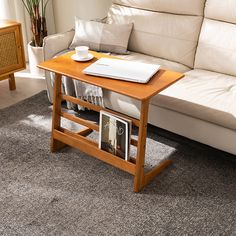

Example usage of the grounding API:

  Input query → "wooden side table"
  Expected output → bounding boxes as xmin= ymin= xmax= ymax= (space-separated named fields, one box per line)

xmin=38 ymin=51 xmax=184 ymax=192
xmin=0 ymin=20 xmax=26 ymax=90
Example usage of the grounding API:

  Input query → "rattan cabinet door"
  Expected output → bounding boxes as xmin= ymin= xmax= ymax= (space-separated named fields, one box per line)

xmin=0 ymin=23 xmax=25 ymax=76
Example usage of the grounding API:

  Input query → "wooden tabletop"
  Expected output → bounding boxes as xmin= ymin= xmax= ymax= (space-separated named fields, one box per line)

xmin=38 ymin=51 xmax=184 ymax=101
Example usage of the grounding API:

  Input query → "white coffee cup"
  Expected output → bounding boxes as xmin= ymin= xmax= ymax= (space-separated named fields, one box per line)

xmin=75 ymin=46 xmax=89 ymax=58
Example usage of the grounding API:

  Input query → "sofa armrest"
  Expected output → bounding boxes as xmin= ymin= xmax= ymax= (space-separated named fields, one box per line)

xmin=43 ymin=29 xmax=74 ymax=103
xmin=43 ymin=29 xmax=75 ymax=60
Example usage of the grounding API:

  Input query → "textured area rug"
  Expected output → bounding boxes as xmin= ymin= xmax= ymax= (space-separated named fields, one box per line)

xmin=0 ymin=91 xmax=236 ymax=235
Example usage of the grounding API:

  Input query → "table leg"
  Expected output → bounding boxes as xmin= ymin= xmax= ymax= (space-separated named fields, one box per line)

xmin=134 ymin=99 xmax=149 ymax=192
xmin=8 ymin=74 xmax=16 ymax=90
xmin=51 ymin=73 xmax=64 ymax=152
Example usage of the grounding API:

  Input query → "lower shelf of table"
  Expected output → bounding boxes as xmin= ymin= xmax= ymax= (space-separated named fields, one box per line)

xmin=53 ymin=128 xmax=136 ymax=175
xmin=52 ymin=128 xmax=172 ymax=189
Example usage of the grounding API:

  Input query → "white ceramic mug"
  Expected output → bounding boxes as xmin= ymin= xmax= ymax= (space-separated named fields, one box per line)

xmin=75 ymin=46 xmax=89 ymax=58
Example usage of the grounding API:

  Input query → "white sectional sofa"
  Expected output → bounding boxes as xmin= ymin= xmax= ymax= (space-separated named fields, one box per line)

xmin=43 ymin=0 xmax=236 ymax=155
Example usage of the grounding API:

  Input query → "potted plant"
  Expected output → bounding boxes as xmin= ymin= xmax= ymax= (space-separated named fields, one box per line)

xmin=22 ymin=0 xmax=50 ymax=76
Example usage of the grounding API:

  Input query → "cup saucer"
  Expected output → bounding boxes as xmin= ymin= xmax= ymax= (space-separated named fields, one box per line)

xmin=71 ymin=53 xmax=94 ymax=62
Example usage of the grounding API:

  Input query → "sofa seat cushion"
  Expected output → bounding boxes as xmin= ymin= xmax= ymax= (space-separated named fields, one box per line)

xmin=111 ymin=51 xmax=190 ymax=73
xmin=152 ymin=69 xmax=236 ymax=130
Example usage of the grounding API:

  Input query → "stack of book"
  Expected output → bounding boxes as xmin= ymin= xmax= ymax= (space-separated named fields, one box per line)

xmin=99 ymin=111 xmax=131 ymax=161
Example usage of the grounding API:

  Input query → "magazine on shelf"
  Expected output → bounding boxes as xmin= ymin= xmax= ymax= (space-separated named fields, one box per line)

xmin=99 ymin=111 xmax=131 ymax=161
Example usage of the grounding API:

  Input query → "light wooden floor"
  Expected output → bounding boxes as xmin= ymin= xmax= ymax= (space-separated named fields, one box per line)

xmin=0 ymin=77 xmax=46 ymax=109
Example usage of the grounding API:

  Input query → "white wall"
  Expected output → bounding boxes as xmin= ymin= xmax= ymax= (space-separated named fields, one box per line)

xmin=52 ymin=0 xmax=112 ymax=33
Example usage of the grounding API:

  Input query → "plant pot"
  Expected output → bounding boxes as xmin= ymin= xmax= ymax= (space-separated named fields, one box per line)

xmin=27 ymin=42 xmax=44 ymax=77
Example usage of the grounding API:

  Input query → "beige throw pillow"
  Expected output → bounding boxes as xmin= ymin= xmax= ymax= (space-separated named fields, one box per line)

xmin=69 ymin=17 xmax=133 ymax=54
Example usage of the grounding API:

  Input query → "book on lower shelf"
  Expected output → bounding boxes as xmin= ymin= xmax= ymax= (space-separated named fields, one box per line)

xmin=99 ymin=111 xmax=131 ymax=161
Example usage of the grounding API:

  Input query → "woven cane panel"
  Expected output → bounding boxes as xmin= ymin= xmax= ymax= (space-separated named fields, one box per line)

xmin=0 ymin=32 xmax=18 ymax=68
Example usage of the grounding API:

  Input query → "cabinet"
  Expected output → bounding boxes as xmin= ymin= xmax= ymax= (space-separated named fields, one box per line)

xmin=0 ymin=20 xmax=26 ymax=90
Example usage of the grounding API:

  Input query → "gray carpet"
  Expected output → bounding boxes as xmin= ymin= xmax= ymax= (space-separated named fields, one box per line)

xmin=0 ymin=91 xmax=236 ymax=236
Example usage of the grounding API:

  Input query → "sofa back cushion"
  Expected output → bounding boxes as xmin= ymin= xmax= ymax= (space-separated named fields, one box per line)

xmin=195 ymin=0 xmax=236 ymax=76
xmin=107 ymin=0 xmax=205 ymax=68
